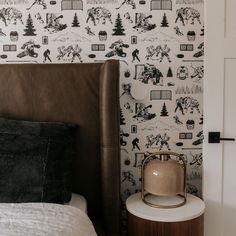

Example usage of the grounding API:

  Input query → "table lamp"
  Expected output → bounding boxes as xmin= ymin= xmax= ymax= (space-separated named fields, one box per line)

xmin=141 ymin=151 xmax=186 ymax=208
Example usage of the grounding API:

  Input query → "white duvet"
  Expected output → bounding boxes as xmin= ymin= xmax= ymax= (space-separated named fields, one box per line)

xmin=0 ymin=203 xmax=97 ymax=236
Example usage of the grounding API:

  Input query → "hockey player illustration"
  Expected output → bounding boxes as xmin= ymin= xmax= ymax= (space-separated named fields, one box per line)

xmin=175 ymin=7 xmax=201 ymax=26
xmin=146 ymin=45 xmax=171 ymax=62
xmin=173 ymin=115 xmax=183 ymax=125
xmin=70 ymin=45 xmax=83 ymax=63
xmin=145 ymin=134 xmax=157 ymax=148
xmin=85 ymin=26 xmax=95 ymax=36
xmin=0 ymin=12 xmax=7 ymax=26
xmin=105 ymin=40 xmax=129 ymax=58
xmin=132 ymin=49 xmax=140 ymax=62
xmin=159 ymin=44 xmax=171 ymax=62
xmin=191 ymin=65 xmax=204 ymax=81
xmin=86 ymin=7 xmax=112 ymax=26
xmin=43 ymin=49 xmax=51 ymax=63
xmin=133 ymin=103 xmax=156 ymax=122
xmin=57 ymin=45 xmax=83 ymax=63
xmin=137 ymin=64 xmax=164 ymax=85
xmin=124 ymin=12 xmax=133 ymax=23
xmin=158 ymin=133 xmax=171 ymax=151
xmin=189 ymin=152 xmax=202 ymax=168
xmin=35 ymin=13 xmax=44 ymax=24
xmin=122 ymin=171 xmax=136 ymax=186
xmin=175 ymin=97 xmax=200 ymax=115
xmin=175 ymin=97 xmax=185 ymax=115
xmin=174 ymin=26 xmax=184 ymax=36
xmin=132 ymin=138 xmax=140 ymax=151
xmin=44 ymin=13 xmax=67 ymax=33
xmin=183 ymin=97 xmax=200 ymax=114
xmin=17 ymin=40 xmax=40 ymax=58
xmin=175 ymin=8 xmax=185 ymax=25
xmin=177 ymin=66 xmax=189 ymax=80
xmin=120 ymin=83 xmax=131 ymax=97
xmin=133 ymin=13 xmax=156 ymax=33
xmin=26 ymin=0 xmax=46 ymax=10
xmin=0 ymin=7 xmax=24 ymax=26
xmin=146 ymin=45 xmax=161 ymax=60
xmin=86 ymin=8 xmax=96 ymax=25
xmin=116 ymin=0 xmax=136 ymax=10
xmin=124 ymin=102 xmax=133 ymax=113
xmin=86 ymin=7 xmax=96 ymax=25
xmin=146 ymin=133 xmax=171 ymax=151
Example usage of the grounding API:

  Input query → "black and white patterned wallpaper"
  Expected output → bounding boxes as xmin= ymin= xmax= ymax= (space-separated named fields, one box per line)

xmin=0 ymin=0 xmax=203 ymax=217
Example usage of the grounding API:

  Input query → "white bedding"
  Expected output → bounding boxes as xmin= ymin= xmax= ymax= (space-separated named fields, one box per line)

xmin=0 ymin=203 xmax=97 ymax=236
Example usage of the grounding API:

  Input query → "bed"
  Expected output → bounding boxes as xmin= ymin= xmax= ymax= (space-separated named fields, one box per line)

xmin=0 ymin=60 xmax=121 ymax=236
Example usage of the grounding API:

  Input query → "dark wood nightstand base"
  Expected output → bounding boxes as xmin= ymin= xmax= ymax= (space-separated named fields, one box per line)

xmin=128 ymin=212 xmax=204 ymax=236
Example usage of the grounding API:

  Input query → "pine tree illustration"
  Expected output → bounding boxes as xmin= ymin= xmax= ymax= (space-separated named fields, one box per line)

xmin=160 ymin=13 xmax=169 ymax=27
xmin=167 ymin=67 xmax=173 ymax=77
xmin=72 ymin=13 xmax=80 ymax=27
xmin=112 ymin=13 xmax=125 ymax=36
xmin=120 ymin=109 xmax=126 ymax=125
xmin=23 ymin=14 xmax=36 ymax=36
xmin=160 ymin=103 xmax=169 ymax=116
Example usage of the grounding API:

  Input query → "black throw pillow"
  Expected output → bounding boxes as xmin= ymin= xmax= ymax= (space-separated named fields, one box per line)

xmin=0 ymin=118 xmax=77 ymax=204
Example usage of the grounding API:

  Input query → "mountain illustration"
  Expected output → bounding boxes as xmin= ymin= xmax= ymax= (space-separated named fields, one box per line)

xmin=141 ymin=31 xmax=179 ymax=42
xmin=141 ymin=121 xmax=179 ymax=132
xmin=52 ymin=31 xmax=90 ymax=42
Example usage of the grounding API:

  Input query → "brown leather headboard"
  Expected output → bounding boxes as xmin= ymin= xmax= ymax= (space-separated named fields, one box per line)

xmin=0 ymin=60 xmax=120 ymax=235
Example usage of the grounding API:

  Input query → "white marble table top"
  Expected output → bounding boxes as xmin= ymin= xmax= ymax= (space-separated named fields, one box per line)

xmin=126 ymin=193 xmax=205 ymax=222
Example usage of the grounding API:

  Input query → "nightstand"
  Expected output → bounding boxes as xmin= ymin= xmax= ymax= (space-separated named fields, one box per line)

xmin=126 ymin=193 xmax=205 ymax=236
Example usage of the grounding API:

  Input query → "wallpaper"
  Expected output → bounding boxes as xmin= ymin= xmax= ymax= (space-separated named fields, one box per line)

xmin=0 ymin=0 xmax=203 ymax=230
